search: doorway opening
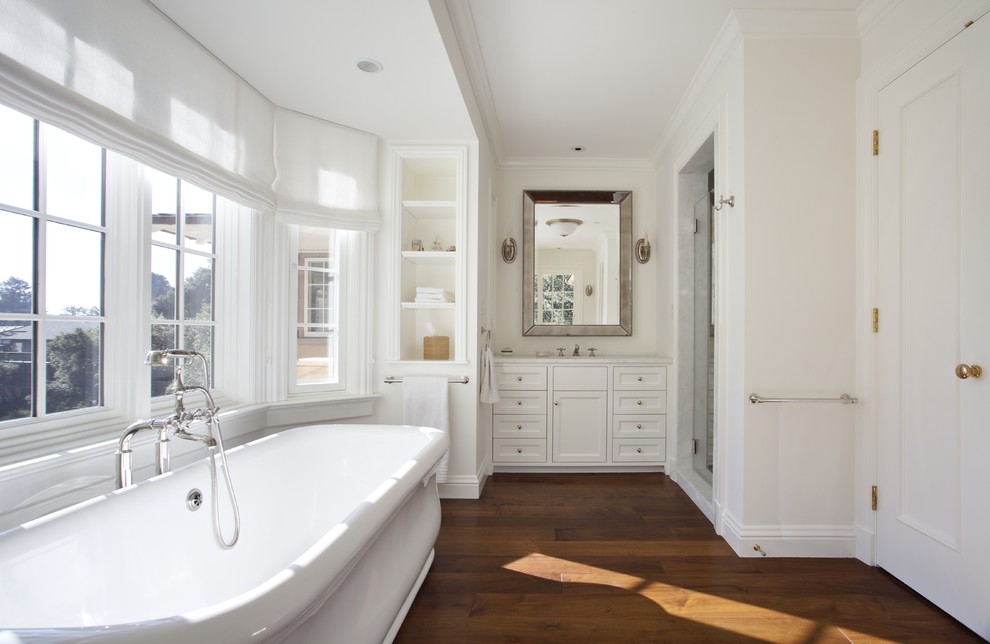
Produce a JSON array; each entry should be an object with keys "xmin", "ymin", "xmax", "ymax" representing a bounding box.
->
[{"xmin": 676, "ymin": 133, "xmax": 716, "ymax": 516}]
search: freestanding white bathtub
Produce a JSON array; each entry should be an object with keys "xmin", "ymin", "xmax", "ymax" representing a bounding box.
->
[{"xmin": 0, "ymin": 423, "xmax": 449, "ymax": 643}]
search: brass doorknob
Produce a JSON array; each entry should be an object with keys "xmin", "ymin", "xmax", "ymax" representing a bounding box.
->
[{"xmin": 955, "ymin": 364, "xmax": 983, "ymax": 379}]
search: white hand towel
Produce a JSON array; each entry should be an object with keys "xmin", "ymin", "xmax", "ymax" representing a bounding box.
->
[
  {"xmin": 480, "ymin": 346, "xmax": 500, "ymax": 404},
  {"xmin": 402, "ymin": 375, "xmax": 450, "ymax": 483}
]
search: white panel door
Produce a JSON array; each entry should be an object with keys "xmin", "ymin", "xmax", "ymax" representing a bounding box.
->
[{"xmin": 876, "ymin": 15, "xmax": 990, "ymax": 639}]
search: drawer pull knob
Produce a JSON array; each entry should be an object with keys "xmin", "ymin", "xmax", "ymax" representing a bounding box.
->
[
  {"xmin": 517, "ymin": 448, "xmax": 523, "ymax": 454},
  {"xmin": 517, "ymin": 424, "xmax": 523, "ymax": 430},
  {"xmin": 517, "ymin": 400, "xmax": 523, "ymax": 406},
  {"xmin": 637, "ymin": 424, "xmax": 642, "ymax": 429},
  {"xmin": 637, "ymin": 376, "xmax": 643, "ymax": 382},
  {"xmin": 637, "ymin": 400, "xmax": 643, "ymax": 406},
  {"xmin": 636, "ymin": 447, "xmax": 642, "ymax": 453},
  {"xmin": 553, "ymin": 400, "xmax": 559, "ymax": 406},
  {"xmin": 517, "ymin": 376, "xmax": 523, "ymax": 381}
]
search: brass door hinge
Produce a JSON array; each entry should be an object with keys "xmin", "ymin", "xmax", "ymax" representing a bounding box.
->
[
  {"xmin": 873, "ymin": 130, "xmax": 879, "ymax": 155},
  {"xmin": 872, "ymin": 308, "xmax": 879, "ymax": 333},
  {"xmin": 871, "ymin": 485, "xmax": 878, "ymax": 511}
]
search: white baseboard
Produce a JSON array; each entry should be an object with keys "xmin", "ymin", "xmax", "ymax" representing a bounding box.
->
[
  {"xmin": 437, "ymin": 456, "xmax": 491, "ymax": 499},
  {"xmin": 672, "ymin": 468, "xmax": 715, "ymax": 524},
  {"xmin": 720, "ymin": 511, "xmax": 857, "ymax": 558}
]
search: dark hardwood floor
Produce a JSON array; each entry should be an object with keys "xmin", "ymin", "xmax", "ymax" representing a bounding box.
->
[{"xmin": 395, "ymin": 473, "xmax": 980, "ymax": 643}]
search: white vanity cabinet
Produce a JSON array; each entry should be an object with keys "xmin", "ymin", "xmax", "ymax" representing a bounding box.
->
[{"xmin": 491, "ymin": 358, "xmax": 669, "ymax": 470}]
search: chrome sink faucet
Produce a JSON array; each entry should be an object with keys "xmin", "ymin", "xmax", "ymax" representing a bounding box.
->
[{"xmin": 573, "ymin": 344, "xmax": 580, "ymax": 357}]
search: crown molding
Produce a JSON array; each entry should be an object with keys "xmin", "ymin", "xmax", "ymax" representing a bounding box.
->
[{"xmin": 443, "ymin": 0, "xmax": 506, "ymax": 165}]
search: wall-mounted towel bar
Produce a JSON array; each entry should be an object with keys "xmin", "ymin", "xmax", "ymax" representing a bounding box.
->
[
  {"xmin": 749, "ymin": 393, "xmax": 858, "ymax": 404},
  {"xmin": 384, "ymin": 376, "xmax": 470, "ymax": 384}
]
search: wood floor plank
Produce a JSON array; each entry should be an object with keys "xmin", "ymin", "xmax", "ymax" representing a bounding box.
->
[{"xmin": 394, "ymin": 473, "xmax": 981, "ymax": 643}]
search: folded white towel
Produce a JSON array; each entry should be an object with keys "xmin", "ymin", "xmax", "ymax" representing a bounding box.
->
[
  {"xmin": 415, "ymin": 292, "xmax": 453, "ymax": 303},
  {"xmin": 402, "ymin": 376, "xmax": 450, "ymax": 483},
  {"xmin": 416, "ymin": 286, "xmax": 446, "ymax": 294}
]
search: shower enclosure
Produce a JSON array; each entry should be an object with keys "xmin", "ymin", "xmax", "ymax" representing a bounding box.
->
[
  {"xmin": 676, "ymin": 135, "xmax": 717, "ymax": 507},
  {"xmin": 691, "ymin": 181, "xmax": 715, "ymax": 483}
]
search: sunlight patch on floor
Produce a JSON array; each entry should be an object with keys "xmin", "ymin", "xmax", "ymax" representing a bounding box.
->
[{"xmin": 503, "ymin": 553, "xmax": 828, "ymax": 642}]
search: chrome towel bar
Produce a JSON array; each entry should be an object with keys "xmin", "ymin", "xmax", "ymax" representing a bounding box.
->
[
  {"xmin": 749, "ymin": 393, "xmax": 857, "ymax": 404},
  {"xmin": 384, "ymin": 376, "xmax": 469, "ymax": 384}
]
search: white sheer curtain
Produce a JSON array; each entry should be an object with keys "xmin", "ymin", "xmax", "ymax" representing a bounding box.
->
[
  {"xmin": 0, "ymin": 0, "xmax": 277, "ymax": 212},
  {"xmin": 273, "ymin": 108, "xmax": 381, "ymax": 231}
]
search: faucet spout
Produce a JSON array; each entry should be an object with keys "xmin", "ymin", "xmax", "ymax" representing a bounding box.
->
[
  {"xmin": 115, "ymin": 418, "xmax": 164, "ymax": 489},
  {"xmin": 572, "ymin": 344, "xmax": 581, "ymax": 357}
]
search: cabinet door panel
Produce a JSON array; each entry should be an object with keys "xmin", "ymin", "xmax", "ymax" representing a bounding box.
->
[
  {"xmin": 613, "ymin": 391, "xmax": 666, "ymax": 415},
  {"xmin": 613, "ymin": 415, "xmax": 666, "ymax": 439},
  {"xmin": 493, "ymin": 391, "xmax": 547, "ymax": 415},
  {"xmin": 553, "ymin": 365, "xmax": 608, "ymax": 390},
  {"xmin": 493, "ymin": 415, "xmax": 547, "ymax": 439},
  {"xmin": 613, "ymin": 366, "xmax": 667, "ymax": 390},
  {"xmin": 493, "ymin": 439, "xmax": 547, "ymax": 463},
  {"xmin": 612, "ymin": 440, "xmax": 666, "ymax": 462},
  {"xmin": 495, "ymin": 365, "xmax": 548, "ymax": 390},
  {"xmin": 552, "ymin": 390, "xmax": 608, "ymax": 463}
]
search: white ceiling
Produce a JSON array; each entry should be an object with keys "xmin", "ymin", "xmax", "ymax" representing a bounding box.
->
[{"xmin": 150, "ymin": 0, "xmax": 863, "ymax": 165}]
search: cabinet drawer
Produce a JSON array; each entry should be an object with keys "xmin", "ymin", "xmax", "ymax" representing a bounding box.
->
[
  {"xmin": 493, "ymin": 391, "xmax": 547, "ymax": 415},
  {"xmin": 612, "ymin": 390, "xmax": 666, "ymax": 415},
  {"xmin": 552, "ymin": 365, "xmax": 608, "ymax": 390},
  {"xmin": 493, "ymin": 438, "xmax": 547, "ymax": 463},
  {"xmin": 612, "ymin": 439, "xmax": 666, "ymax": 462},
  {"xmin": 495, "ymin": 365, "xmax": 548, "ymax": 390},
  {"xmin": 493, "ymin": 415, "xmax": 547, "ymax": 439},
  {"xmin": 613, "ymin": 415, "xmax": 666, "ymax": 439},
  {"xmin": 613, "ymin": 366, "xmax": 667, "ymax": 390}
]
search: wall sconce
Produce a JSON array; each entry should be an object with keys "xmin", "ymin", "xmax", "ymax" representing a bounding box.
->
[
  {"xmin": 635, "ymin": 232, "xmax": 651, "ymax": 264},
  {"xmin": 501, "ymin": 233, "xmax": 517, "ymax": 263}
]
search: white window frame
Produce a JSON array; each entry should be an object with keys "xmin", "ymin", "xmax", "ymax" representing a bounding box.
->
[
  {"xmin": 302, "ymin": 257, "xmax": 335, "ymax": 339},
  {"xmin": 0, "ymin": 112, "xmax": 108, "ymax": 425}
]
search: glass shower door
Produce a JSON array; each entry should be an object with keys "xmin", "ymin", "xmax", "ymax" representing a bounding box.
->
[{"xmin": 692, "ymin": 192, "xmax": 715, "ymax": 482}]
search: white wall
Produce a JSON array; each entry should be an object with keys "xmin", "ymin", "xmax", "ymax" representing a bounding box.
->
[
  {"xmin": 657, "ymin": 11, "xmax": 861, "ymax": 557},
  {"xmin": 493, "ymin": 166, "xmax": 664, "ymax": 358},
  {"xmin": 736, "ymin": 37, "xmax": 859, "ymax": 553}
]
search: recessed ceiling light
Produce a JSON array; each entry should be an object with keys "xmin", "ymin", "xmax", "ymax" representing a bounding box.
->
[
  {"xmin": 356, "ymin": 58, "xmax": 383, "ymax": 73},
  {"xmin": 572, "ymin": 146, "xmax": 585, "ymax": 152}
]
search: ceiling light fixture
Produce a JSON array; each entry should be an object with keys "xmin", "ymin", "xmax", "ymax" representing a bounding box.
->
[
  {"xmin": 571, "ymin": 146, "xmax": 584, "ymax": 152},
  {"xmin": 545, "ymin": 218, "xmax": 583, "ymax": 237},
  {"xmin": 356, "ymin": 58, "xmax": 383, "ymax": 73}
]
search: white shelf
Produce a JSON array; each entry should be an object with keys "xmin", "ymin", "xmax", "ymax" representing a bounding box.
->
[
  {"xmin": 401, "ymin": 251, "xmax": 456, "ymax": 264},
  {"xmin": 402, "ymin": 200, "xmax": 456, "ymax": 219},
  {"xmin": 401, "ymin": 302, "xmax": 455, "ymax": 310}
]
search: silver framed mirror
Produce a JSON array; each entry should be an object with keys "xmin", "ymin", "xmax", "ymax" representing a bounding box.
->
[{"xmin": 522, "ymin": 190, "xmax": 632, "ymax": 336}]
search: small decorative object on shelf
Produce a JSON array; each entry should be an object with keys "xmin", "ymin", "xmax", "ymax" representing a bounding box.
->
[
  {"xmin": 432, "ymin": 235, "xmax": 443, "ymax": 251},
  {"xmin": 424, "ymin": 335, "xmax": 450, "ymax": 360},
  {"xmin": 411, "ymin": 239, "xmax": 423, "ymax": 251},
  {"xmin": 635, "ymin": 231, "xmax": 651, "ymax": 264},
  {"xmin": 501, "ymin": 234, "xmax": 517, "ymax": 263}
]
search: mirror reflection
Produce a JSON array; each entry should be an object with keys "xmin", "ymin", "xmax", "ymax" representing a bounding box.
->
[{"xmin": 522, "ymin": 190, "xmax": 632, "ymax": 337}]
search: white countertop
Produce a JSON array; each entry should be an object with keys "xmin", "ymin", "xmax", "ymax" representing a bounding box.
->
[{"xmin": 494, "ymin": 354, "xmax": 671, "ymax": 364}]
